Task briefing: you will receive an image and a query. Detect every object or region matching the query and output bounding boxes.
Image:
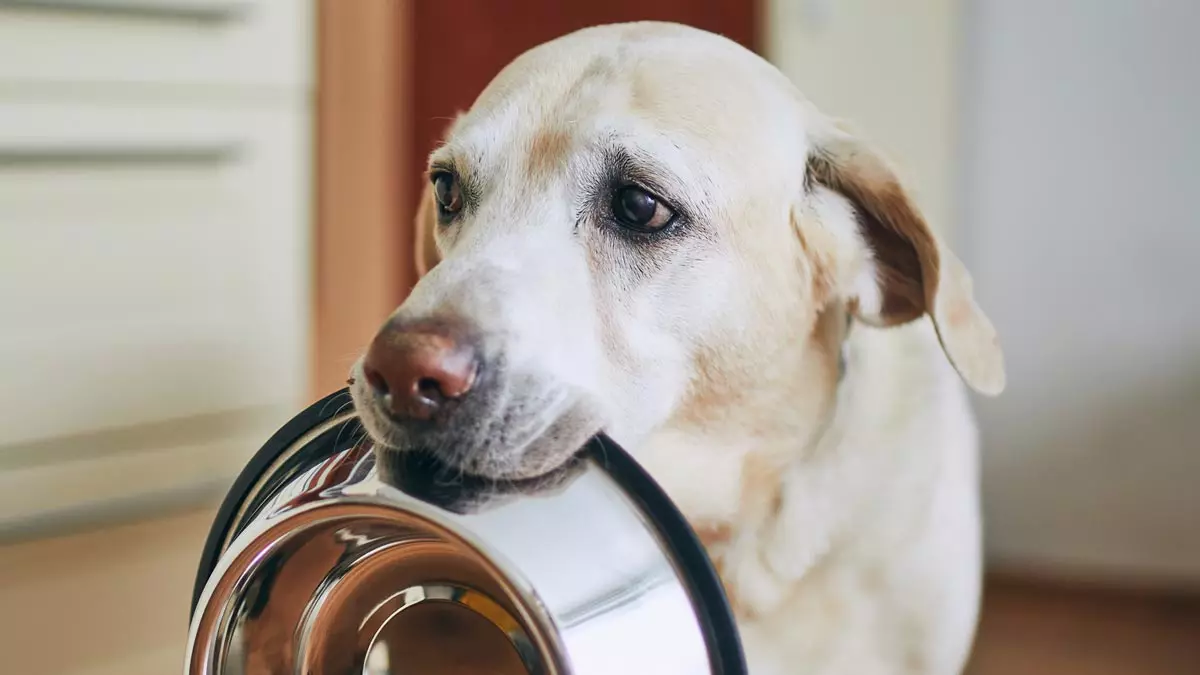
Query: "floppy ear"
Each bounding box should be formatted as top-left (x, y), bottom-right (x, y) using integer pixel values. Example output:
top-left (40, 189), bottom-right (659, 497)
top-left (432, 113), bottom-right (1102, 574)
top-left (413, 179), bottom-right (441, 277)
top-left (808, 124), bottom-right (1006, 396)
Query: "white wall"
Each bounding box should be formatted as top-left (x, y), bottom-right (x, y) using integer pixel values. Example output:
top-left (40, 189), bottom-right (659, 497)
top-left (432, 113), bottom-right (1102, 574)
top-left (765, 0), bottom-right (961, 234)
top-left (960, 0), bottom-right (1200, 583)
top-left (768, 0), bottom-right (1200, 586)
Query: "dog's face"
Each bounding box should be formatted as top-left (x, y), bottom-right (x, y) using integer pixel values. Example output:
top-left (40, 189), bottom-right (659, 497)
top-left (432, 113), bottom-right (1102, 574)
top-left (350, 23), bottom-right (1004, 481)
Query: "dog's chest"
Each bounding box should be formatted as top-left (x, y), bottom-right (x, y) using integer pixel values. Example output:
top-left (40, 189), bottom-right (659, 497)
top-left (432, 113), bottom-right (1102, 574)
top-left (631, 428), bottom-right (754, 526)
top-left (635, 381), bottom-right (980, 672)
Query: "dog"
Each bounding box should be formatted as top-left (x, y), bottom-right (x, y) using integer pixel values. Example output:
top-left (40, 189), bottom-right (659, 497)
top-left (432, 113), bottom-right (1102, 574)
top-left (349, 22), bottom-right (1005, 675)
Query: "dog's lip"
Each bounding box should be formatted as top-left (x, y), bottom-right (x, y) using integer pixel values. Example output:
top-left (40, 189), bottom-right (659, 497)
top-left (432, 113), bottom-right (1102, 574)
top-left (374, 443), bottom-right (589, 490)
top-left (371, 445), bottom-right (589, 515)
top-left (352, 376), bottom-right (602, 482)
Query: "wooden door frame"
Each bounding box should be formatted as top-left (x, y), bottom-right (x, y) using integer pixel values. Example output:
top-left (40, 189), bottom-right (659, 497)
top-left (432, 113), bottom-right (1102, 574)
top-left (312, 0), bottom-right (415, 398)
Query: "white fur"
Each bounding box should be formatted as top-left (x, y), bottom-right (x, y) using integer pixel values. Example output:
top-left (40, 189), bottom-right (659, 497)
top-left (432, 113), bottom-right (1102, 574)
top-left (645, 324), bottom-right (984, 674)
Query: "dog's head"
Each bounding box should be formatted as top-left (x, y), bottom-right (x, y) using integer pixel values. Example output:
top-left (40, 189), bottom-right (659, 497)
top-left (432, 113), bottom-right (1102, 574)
top-left (350, 22), bottom-right (1004, 481)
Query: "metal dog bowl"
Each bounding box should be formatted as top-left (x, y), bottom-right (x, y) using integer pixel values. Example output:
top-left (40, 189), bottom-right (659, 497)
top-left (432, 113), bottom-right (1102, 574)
top-left (186, 389), bottom-right (745, 674)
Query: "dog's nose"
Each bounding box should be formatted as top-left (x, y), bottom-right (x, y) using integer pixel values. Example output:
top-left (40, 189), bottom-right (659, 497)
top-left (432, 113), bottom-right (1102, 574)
top-left (361, 318), bottom-right (479, 421)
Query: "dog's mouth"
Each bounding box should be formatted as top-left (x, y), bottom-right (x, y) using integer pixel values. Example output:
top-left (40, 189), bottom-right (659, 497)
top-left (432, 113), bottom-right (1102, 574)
top-left (373, 445), bottom-right (590, 514)
top-left (350, 369), bottom-right (605, 487)
top-left (362, 405), bottom-right (601, 482)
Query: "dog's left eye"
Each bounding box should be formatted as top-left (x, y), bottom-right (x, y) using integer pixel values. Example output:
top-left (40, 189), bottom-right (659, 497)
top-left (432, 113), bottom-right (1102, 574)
top-left (432, 170), bottom-right (463, 218)
top-left (611, 186), bottom-right (675, 232)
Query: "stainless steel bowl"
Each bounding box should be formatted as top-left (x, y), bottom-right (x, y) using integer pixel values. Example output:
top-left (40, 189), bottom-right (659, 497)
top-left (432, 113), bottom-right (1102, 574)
top-left (186, 389), bottom-right (745, 674)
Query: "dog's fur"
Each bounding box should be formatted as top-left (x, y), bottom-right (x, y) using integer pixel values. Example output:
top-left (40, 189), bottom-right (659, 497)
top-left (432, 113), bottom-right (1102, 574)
top-left (350, 22), bottom-right (1004, 675)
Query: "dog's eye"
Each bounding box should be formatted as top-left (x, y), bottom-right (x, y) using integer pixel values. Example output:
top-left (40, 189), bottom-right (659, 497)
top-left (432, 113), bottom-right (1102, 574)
top-left (432, 171), bottom-right (463, 217)
top-left (611, 186), bottom-right (675, 232)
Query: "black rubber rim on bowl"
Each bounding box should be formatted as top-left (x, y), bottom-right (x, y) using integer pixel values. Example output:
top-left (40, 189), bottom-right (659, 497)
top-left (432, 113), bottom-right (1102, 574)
top-left (190, 388), bottom-right (355, 615)
top-left (190, 388), bottom-right (747, 675)
top-left (589, 438), bottom-right (748, 675)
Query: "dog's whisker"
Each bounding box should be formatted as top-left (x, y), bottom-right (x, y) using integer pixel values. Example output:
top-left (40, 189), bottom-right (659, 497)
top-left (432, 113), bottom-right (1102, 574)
top-left (327, 397), bottom-right (362, 449)
top-left (318, 393), bottom-right (349, 417)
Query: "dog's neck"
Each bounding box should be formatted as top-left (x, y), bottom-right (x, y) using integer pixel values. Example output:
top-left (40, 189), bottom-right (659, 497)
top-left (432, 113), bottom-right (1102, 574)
top-left (634, 302), bottom-right (853, 532)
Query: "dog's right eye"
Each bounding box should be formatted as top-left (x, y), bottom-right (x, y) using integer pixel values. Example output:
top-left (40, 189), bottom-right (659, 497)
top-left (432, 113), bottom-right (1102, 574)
top-left (611, 185), bottom-right (676, 233)
top-left (432, 171), bottom-right (463, 218)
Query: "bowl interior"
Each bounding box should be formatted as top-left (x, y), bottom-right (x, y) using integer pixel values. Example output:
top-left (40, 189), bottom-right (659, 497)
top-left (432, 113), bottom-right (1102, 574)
top-left (191, 506), bottom-right (548, 674)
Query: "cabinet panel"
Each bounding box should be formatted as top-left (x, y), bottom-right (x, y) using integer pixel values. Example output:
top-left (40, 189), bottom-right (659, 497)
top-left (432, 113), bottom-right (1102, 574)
top-left (0, 101), bottom-right (310, 530)
top-left (0, 0), bottom-right (311, 88)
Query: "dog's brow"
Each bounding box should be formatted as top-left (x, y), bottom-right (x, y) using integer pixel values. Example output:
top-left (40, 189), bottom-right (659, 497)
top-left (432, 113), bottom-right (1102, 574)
top-left (603, 140), bottom-right (711, 221)
top-left (429, 142), bottom-right (483, 187)
top-left (428, 144), bottom-right (493, 214)
top-left (429, 140), bottom-right (468, 172)
top-left (430, 122), bottom-right (713, 222)
top-left (428, 150), bottom-right (457, 175)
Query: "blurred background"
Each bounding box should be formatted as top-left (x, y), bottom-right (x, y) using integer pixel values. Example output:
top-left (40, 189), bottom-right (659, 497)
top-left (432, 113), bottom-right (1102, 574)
top-left (0, 1), bottom-right (1196, 673)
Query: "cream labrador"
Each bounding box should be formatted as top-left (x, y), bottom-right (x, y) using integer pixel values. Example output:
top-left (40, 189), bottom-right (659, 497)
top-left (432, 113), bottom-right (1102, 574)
top-left (349, 21), bottom-right (1004, 675)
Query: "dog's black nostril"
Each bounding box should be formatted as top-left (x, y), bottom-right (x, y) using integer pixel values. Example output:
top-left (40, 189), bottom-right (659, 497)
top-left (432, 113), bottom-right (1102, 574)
top-left (363, 365), bottom-right (389, 396)
top-left (416, 377), bottom-right (444, 402)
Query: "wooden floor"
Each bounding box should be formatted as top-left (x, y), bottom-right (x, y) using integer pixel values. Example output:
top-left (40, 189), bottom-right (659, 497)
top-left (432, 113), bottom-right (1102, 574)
top-left (966, 577), bottom-right (1200, 674)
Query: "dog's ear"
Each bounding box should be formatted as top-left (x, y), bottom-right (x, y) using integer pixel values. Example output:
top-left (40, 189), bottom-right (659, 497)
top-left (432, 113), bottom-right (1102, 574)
top-left (413, 178), bottom-right (441, 277)
top-left (808, 124), bottom-right (1006, 395)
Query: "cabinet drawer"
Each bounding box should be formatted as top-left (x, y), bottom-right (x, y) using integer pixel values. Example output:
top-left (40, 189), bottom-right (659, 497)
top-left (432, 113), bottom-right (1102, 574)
top-left (0, 100), bottom-right (311, 449)
top-left (0, 0), bottom-right (311, 88)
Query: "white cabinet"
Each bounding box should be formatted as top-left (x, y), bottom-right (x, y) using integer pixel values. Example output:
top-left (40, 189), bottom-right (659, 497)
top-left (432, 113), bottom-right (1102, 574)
top-left (0, 0), bottom-right (313, 539)
top-left (0, 0), bottom-right (311, 88)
